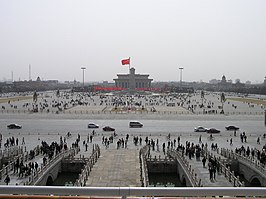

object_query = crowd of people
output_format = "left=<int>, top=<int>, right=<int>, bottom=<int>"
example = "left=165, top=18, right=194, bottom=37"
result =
left=1, top=91, right=264, bottom=115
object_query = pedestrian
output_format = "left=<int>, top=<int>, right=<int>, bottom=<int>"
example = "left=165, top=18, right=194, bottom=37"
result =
left=202, top=156, right=206, bottom=168
left=230, top=138, right=233, bottom=146
left=85, top=143, right=88, bottom=151
left=4, top=175, right=10, bottom=185
left=35, top=162, right=38, bottom=171
left=257, top=137, right=260, bottom=145
left=209, top=166, right=213, bottom=182
left=212, top=165, right=216, bottom=180
left=22, top=137, right=25, bottom=145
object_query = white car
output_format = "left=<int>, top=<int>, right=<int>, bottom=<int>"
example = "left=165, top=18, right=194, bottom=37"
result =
left=129, top=121, right=143, bottom=128
left=194, top=126, right=207, bottom=132
left=88, top=123, right=99, bottom=128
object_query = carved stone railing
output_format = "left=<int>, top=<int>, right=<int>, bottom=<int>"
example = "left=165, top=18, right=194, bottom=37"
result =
left=168, top=149, right=201, bottom=187
left=139, top=145, right=150, bottom=187
left=220, top=148, right=266, bottom=178
left=26, top=147, right=78, bottom=185
left=0, top=145, right=41, bottom=181
left=204, top=149, right=244, bottom=187
left=74, top=144, right=101, bottom=186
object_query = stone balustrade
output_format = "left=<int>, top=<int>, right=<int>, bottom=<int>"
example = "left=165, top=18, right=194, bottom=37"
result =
left=168, top=149, right=202, bottom=187
left=139, top=145, right=150, bottom=187
left=74, top=144, right=101, bottom=187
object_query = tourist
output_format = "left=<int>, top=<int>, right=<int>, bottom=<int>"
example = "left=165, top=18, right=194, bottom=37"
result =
left=202, top=156, right=206, bottom=168
left=22, top=137, right=25, bottom=145
left=4, top=174, right=10, bottom=185
left=257, top=137, right=260, bottom=145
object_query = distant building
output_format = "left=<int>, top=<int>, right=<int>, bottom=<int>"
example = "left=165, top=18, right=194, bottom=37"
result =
left=113, top=68, right=153, bottom=90
left=221, top=75, right=227, bottom=84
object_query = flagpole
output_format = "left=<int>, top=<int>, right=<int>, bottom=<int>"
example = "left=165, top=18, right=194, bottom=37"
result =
left=129, top=57, right=131, bottom=74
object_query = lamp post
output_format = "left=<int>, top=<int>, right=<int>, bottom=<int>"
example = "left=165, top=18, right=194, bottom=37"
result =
left=81, top=67, right=86, bottom=88
left=179, top=67, right=184, bottom=86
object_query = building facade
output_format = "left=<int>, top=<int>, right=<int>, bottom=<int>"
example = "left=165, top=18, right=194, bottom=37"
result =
left=113, top=68, right=153, bottom=90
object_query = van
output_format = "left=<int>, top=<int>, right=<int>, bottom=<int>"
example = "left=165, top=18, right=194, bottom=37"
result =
left=129, top=121, right=143, bottom=128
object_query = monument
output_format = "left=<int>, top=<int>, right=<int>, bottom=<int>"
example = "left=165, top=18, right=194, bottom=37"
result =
left=113, top=68, right=153, bottom=91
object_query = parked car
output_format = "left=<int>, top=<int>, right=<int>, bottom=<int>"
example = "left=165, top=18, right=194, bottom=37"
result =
left=88, top=123, right=99, bottom=128
left=129, top=121, right=143, bottom=128
left=225, top=125, right=239, bottom=131
left=103, top=126, right=115, bottom=131
left=7, top=123, right=22, bottom=129
left=194, top=126, right=207, bottom=132
left=206, top=128, right=220, bottom=134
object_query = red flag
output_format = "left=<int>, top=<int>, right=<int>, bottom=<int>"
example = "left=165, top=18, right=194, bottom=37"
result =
left=121, top=58, right=130, bottom=65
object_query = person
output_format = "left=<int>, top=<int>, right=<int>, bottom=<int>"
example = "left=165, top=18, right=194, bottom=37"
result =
left=257, top=137, right=260, bottom=145
left=208, top=161, right=213, bottom=181
left=22, top=137, right=25, bottom=145
left=4, top=175, right=10, bottom=185
left=202, top=156, right=207, bottom=168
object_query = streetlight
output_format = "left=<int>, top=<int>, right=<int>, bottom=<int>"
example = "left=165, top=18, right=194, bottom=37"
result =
left=81, top=67, right=86, bottom=88
left=179, top=67, right=184, bottom=86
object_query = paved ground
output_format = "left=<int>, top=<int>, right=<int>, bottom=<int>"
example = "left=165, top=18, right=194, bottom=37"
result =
left=185, top=151, right=232, bottom=187
left=0, top=91, right=265, bottom=187
left=85, top=149, right=141, bottom=187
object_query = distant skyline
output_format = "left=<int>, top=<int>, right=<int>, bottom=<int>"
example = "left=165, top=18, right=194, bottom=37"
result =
left=0, top=0, right=265, bottom=84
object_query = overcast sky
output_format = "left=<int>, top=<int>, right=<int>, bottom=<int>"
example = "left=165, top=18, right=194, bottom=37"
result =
left=0, top=0, right=265, bottom=83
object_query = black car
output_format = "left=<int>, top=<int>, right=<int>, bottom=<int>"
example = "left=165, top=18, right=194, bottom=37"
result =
left=7, top=123, right=22, bottom=129
left=225, top=125, right=239, bottom=131
left=206, top=128, right=220, bottom=134
left=103, top=126, right=115, bottom=131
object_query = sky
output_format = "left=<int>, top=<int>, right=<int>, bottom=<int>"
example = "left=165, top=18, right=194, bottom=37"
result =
left=0, top=0, right=265, bottom=84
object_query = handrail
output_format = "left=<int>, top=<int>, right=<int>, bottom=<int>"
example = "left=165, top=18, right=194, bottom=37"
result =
left=1, top=108, right=264, bottom=115
left=220, top=148, right=266, bottom=176
left=139, top=145, right=150, bottom=187
left=0, top=145, right=41, bottom=181
left=204, top=150, right=244, bottom=187
left=30, top=147, right=77, bottom=185
left=74, top=144, right=101, bottom=186
left=1, top=186, right=266, bottom=197
left=167, top=149, right=201, bottom=187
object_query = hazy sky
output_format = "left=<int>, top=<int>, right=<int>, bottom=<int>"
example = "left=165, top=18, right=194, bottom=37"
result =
left=0, top=0, right=265, bottom=83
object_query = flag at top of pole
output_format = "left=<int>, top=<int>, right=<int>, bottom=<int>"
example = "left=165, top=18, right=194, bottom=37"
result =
left=121, top=57, right=130, bottom=65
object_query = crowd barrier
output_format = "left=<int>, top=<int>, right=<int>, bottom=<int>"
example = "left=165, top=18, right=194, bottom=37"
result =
left=0, top=109, right=264, bottom=115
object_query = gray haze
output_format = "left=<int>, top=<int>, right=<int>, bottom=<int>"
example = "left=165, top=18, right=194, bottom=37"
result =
left=0, top=0, right=265, bottom=83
